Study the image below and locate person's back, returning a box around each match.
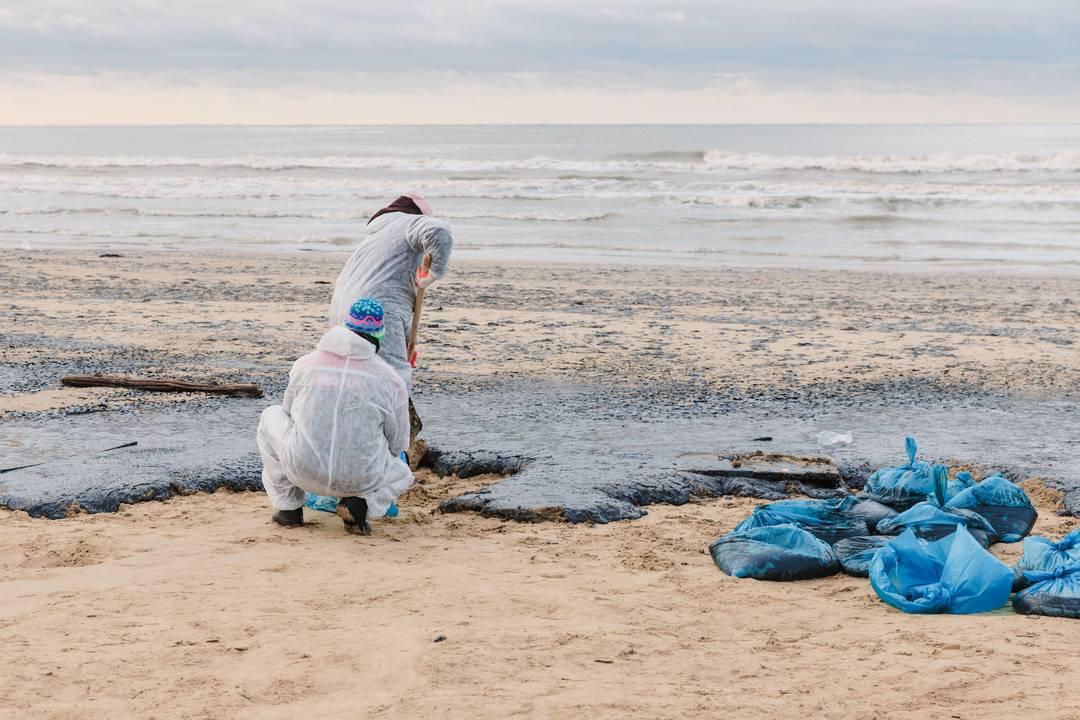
[257,298,412,535]
[280,325,410,494]
[329,194,452,389]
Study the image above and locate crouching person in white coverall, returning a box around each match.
[257,297,412,535]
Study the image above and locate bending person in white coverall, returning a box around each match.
[257,297,412,535]
[329,193,452,441]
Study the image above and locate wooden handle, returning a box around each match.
[406,255,434,361]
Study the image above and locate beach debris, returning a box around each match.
[710,524,840,581]
[816,430,852,447]
[61,374,263,398]
[869,526,1013,614]
[433,634,447,643]
[676,451,843,488]
[751,436,773,442]
[0,441,137,475]
[709,436,1049,617]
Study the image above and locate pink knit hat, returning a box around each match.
[403,192,433,216]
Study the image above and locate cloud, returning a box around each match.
[0,0,1078,122]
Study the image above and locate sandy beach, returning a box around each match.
[2,249,1080,719]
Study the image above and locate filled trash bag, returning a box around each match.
[869,526,1013,614]
[876,466,997,547]
[710,524,840,581]
[1012,531,1080,616]
[863,436,937,510]
[734,496,869,546]
[944,473,1037,543]
[876,502,996,547]
[833,536,892,577]
[946,471,976,500]
[847,497,898,534]
[1011,530,1080,591]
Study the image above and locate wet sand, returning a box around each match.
[2,249,1080,718]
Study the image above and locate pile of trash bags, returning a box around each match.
[709,436,1076,618]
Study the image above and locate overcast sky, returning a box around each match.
[1,0,1078,124]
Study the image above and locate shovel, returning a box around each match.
[406,254,433,368]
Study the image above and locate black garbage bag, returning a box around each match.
[848,497,898,534]
[710,523,840,581]
[944,473,1037,543]
[734,496,870,546]
[833,536,892,577]
[863,436,936,510]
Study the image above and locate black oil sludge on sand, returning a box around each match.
[2,374,1080,521]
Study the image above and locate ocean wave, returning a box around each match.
[700,150,1080,174]
[3,149,1079,174]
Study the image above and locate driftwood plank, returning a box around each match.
[61,375,263,398]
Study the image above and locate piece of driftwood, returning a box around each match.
[61,374,263,398]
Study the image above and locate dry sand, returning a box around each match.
[2,250,1080,719]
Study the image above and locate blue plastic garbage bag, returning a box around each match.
[869,526,1013,614]
[1011,530,1080,591]
[306,494,399,517]
[947,471,976,501]
[833,536,892,577]
[710,524,840,581]
[1013,561,1080,619]
[734,496,869,546]
[863,437,937,510]
[944,473,1037,543]
[875,466,997,547]
[305,492,339,513]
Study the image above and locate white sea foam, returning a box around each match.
[3,149,1079,174]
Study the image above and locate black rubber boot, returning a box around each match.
[272,507,303,528]
[337,496,371,536]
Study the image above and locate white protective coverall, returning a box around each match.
[257,325,412,517]
[329,212,453,390]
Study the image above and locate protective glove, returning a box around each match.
[415,265,436,290]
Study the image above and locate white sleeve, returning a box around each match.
[405,216,453,281]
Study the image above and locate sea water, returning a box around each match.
[1,124,1078,272]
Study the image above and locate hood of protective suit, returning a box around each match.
[317,325,379,359]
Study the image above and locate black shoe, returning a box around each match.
[272,507,303,528]
[337,497,371,536]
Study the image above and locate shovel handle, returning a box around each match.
[406,255,433,362]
